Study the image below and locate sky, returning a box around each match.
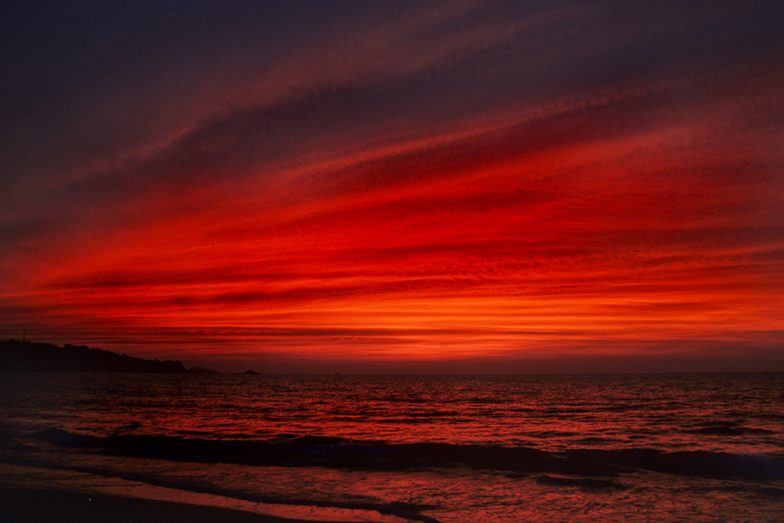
[2,0,783,373]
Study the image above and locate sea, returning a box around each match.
[1,372,783,522]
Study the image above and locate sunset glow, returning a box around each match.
[2,1,782,372]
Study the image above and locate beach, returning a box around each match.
[1,488,321,523]
[0,463,367,523]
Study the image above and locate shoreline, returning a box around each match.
[0,487,335,523]
[0,463,386,523]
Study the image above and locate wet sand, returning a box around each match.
[1,487,353,523]
[0,463,392,523]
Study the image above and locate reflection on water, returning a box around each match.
[3,373,783,453]
[1,372,783,522]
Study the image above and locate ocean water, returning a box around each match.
[1,372,783,522]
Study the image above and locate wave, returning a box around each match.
[686,420,776,436]
[535,475,626,490]
[30,429,784,482]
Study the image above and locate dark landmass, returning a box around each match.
[0,339,207,373]
[243,369,260,375]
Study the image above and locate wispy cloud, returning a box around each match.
[1,0,782,371]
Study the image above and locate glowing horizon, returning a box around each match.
[2,1,782,372]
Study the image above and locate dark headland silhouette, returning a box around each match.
[0,339,215,373]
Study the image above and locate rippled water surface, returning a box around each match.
[1,373,783,522]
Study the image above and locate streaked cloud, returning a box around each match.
[1,0,782,371]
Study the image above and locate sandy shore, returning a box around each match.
[0,463,370,523]
[1,487,356,523]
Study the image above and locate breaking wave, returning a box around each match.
[33,428,784,481]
